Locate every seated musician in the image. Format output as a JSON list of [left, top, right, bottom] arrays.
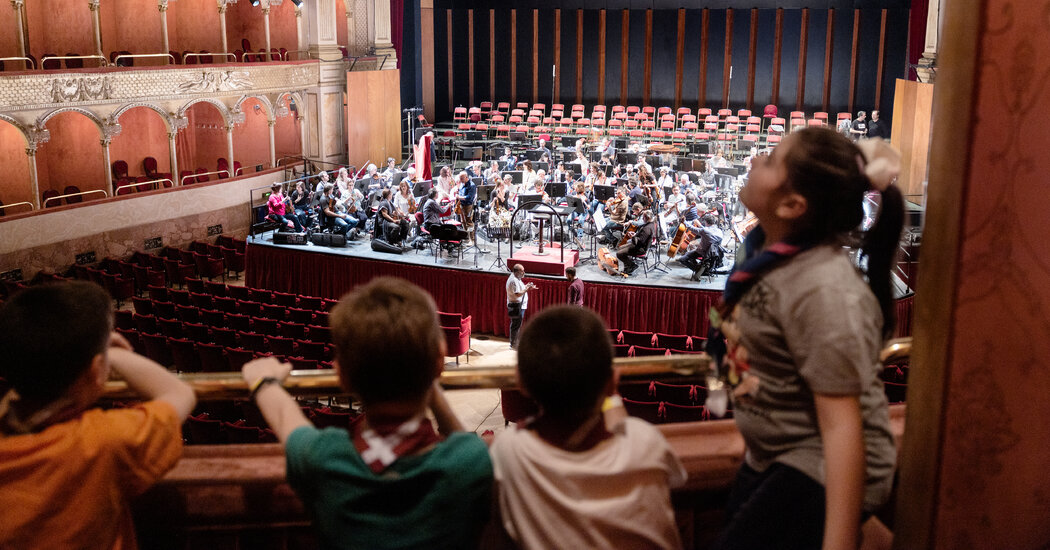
[[536, 138, 552, 161], [529, 174, 551, 205], [681, 193, 703, 234], [435, 166, 455, 202], [499, 147, 518, 169], [615, 210, 656, 276], [566, 181, 588, 239], [334, 167, 354, 196], [421, 187, 449, 232], [599, 153, 613, 165], [600, 186, 630, 244], [465, 160, 483, 179], [485, 160, 502, 183], [521, 160, 538, 188], [321, 184, 358, 236], [404, 166, 420, 183], [628, 179, 647, 208], [340, 183, 367, 229], [489, 179, 512, 232], [289, 180, 313, 229], [572, 151, 588, 166], [377, 188, 409, 244], [313, 169, 331, 194], [657, 166, 675, 190], [394, 180, 418, 235], [456, 171, 477, 246], [266, 183, 304, 232], [553, 162, 570, 183], [709, 148, 730, 169], [380, 157, 398, 179], [677, 213, 724, 280], [599, 137, 616, 159]]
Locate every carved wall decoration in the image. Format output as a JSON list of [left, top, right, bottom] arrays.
[[176, 71, 255, 94], [48, 76, 113, 103]]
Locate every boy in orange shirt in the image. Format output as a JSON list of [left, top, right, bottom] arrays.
[[0, 281, 197, 549]]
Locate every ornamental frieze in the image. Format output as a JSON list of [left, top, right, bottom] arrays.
[[0, 62, 321, 111]]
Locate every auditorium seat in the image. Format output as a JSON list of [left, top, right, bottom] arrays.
[[225, 312, 252, 332], [193, 251, 225, 282], [220, 247, 245, 279], [305, 325, 331, 345], [279, 321, 307, 340], [185, 414, 224, 444], [500, 388, 539, 425], [211, 327, 239, 348], [225, 347, 256, 370], [199, 307, 226, 328], [252, 317, 280, 336], [622, 398, 665, 424], [182, 321, 211, 343], [297, 295, 322, 310], [618, 329, 655, 347], [311, 408, 357, 430], [650, 381, 706, 405], [141, 332, 174, 366], [185, 277, 206, 294], [168, 337, 202, 373], [196, 342, 227, 372], [653, 333, 692, 350], [204, 280, 228, 297], [287, 356, 318, 370], [662, 402, 710, 423], [629, 345, 668, 357], [157, 317, 184, 339], [237, 331, 268, 353], [267, 335, 296, 357]]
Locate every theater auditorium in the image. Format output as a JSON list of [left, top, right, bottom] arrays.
[[1, 0, 1048, 548]]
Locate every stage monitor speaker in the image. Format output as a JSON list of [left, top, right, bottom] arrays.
[[310, 232, 347, 247], [273, 231, 308, 245], [414, 127, 431, 143], [371, 239, 403, 254]]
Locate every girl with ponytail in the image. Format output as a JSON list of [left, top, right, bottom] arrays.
[[709, 127, 903, 550]]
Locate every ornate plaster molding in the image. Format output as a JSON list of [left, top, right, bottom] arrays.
[[176, 70, 254, 93], [48, 75, 113, 103]]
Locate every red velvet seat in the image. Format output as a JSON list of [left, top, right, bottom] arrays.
[[617, 329, 655, 347], [438, 311, 472, 364], [500, 388, 539, 425], [168, 337, 201, 373], [197, 342, 227, 372]]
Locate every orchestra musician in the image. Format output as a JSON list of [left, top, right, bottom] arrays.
[[380, 157, 398, 180], [530, 173, 551, 204], [321, 183, 358, 236], [637, 164, 659, 206], [499, 147, 518, 169], [600, 186, 630, 244], [552, 161, 571, 183], [615, 210, 656, 276], [676, 213, 724, 281], [313, 169, 331, 194], [266, 183, 303, 232], [484, 160, 502, 183], [521, 160, 538, 188], [456, 171, 478, 246], [404, 166, 420, 183], [394, 179, 417, 226], [536, 138, 552, 162], [435, 166, 455, 202], [598, 136, 616, 159], [656, 166, 675, 191], [488, 178, 512, 231], [289, 180, 312, 229], [377, 188, 409, 245]]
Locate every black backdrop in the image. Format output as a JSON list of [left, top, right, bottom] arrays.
[[419, 0, 910, 121]]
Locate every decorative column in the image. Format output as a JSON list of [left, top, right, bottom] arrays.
[[217, 0, 232, 56], [915, 0, 941, 83], [10, 0, 26, 62], [171, 115, 187, 184], [25, 126, 48, 209], [371, 0, 397, 69], [159, 0, 172, 55], [88, 0, 103, 58], [303, 0, 342, 61], [267, 119, 276, 168], [295, 6, 304, 53], [343, 0, 353, 55], [100, 119, 122, 194], [262, 4, 272, 60], [224, 125, 235, 175]]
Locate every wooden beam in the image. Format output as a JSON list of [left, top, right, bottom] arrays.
[[554, 10, 561, 106], [699, 9, 709, 110], [674, 8, 685, 110], [771, 8, 783, 108], [420, 0, 435, 122], [533, 9, 539, 106], [598, 10, 607, 106], [847, 9, 860, 114], [874, 9, 887, 111], [468, 9, 474, 109], [822, 9, 835, 113], [746, 8, 758, 111], [621, 9, 629, 106], [510, 9, 517, 108], [796, 8, 809, 111], [721, 9, 734, 109], [447, 9, 453, 113], [576, 9, 584, 105]]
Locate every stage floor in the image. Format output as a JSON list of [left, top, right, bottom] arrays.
[[251, 229, 730, 290]]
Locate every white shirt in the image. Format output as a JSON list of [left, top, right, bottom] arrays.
[[491, 418, 687, 550], [506, 273, 527, 309]]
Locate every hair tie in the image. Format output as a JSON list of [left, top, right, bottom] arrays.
[[856, 138, 901, 192]]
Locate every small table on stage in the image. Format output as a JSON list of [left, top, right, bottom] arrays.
[[527, 203, 573, 255]]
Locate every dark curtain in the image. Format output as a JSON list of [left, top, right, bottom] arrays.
[[391, 0, 404, 69], [246, 244, 916, 340]]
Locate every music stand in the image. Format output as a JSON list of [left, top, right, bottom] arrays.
[[505, 170, 524, 185], [390, 171, 405, 188], [593, 184, 616, 202], [353, 178, 369, 196], [525, 149, 544, 161], [412, 179, 433, 198], [535, 162, 550, 173], [509, 131, 528, 142], [548, 182, 567, 198]]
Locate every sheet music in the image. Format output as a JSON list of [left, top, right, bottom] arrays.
[[593, 209, 608, 232]]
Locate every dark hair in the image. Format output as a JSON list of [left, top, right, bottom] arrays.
[[517, 306, 613, 419], [783, 127, 904, 337], [565, 266, 576, 277], [0, 281, 112, 403], [702, 213, 718, 226], [428, 187, 438, 199], [329, 278, 443, 405]]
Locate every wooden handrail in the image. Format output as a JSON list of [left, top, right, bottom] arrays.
[[180, 170, 231, 185], [0, 56, 35, 70], [113, 53, 175, 66], [114, 178, 173, 195], [42, 189, 108, 207], [0, 201, 34, 214], [40, 54, 108, 68]]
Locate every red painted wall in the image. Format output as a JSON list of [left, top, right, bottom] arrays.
[[24, 0, 95, 60], [274, 96, 302, 161], [168, 0, 222, 57], [270, 1, 298, 54], [232, 97, 271, 173], [224, 1, 299, 60], [110, 107, 171, 179], [0, 3, 21, 60], [36, 112, 106, 198], [98, 0, 164, 58], [336, 1, 348, 48], [0, 123, 32, 208], [175, 102, 228, 178]]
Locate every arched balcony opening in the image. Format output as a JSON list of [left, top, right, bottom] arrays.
[[0, 121, 32, 214], [175, 101, 228, 185], [111, 106, 173, 194], [36, 111, 105, 207], [274, 94, 303, 164], [232, 97, 271, 175]]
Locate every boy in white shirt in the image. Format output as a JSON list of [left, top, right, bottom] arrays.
[[489, 305, 687, 549]]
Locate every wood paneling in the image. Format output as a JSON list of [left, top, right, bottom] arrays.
[[598, 10, 606, 106], [771, 8, 783, 107], [891, 79, 933, 199], [822, 9, 834, 112], [346, 70, 401, 170], [746, 9, 758, 111], [446, 10, 453, 112], [721, 9, 733, 109], [643, 9, 653, 106], [620, 9, 629, 106], [699, 8, 708, 110], [468, 9, 474, 108], [675, 9, 685, 109], [421, 1, 435, 122], [796, 8, 809, 111], [510, 9, 516, 107]]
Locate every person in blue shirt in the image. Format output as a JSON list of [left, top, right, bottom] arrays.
[[457, 171, 477, 246]]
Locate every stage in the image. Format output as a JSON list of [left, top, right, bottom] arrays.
[[245, 230, 915, 340]]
